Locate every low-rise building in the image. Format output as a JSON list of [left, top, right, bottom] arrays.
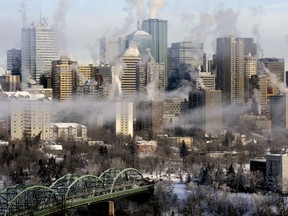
[[135, 136, 157, 158], [50, 123, 87, 141]]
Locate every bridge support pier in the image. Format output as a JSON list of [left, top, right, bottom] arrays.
[[88, 201, 114, 216]]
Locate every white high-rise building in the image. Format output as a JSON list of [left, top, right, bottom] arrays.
[[21, 21, 58, 85], [121, 43, 141, 97], [4, 91, 52, 140], [115, 102, 133, 137]]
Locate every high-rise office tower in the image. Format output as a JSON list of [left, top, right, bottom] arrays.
[[7, 48, 21, 76], [142, 19, 168, 87], [115, 101, 134, 137], [244, 53, 257, 102], [259, 58, 285, 82], [120, 43, 141, 97], [270, 94, 288, 130], [126, 30, 156, 61], [135, 100, 164, 140], [99, 37, 126, 65], [188, 89, 222, 133], [171, 41, 204, 80], [21, 21, 58, 85], [51, 56, 76, 100], [216, 36, 245, 105]]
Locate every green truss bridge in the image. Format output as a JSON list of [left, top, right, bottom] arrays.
[[0, 168, 155, 216]]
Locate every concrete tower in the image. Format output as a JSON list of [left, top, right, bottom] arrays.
[[270, 94, 288, 130], [121, 43, 141, 98], [51, 56, 77, 100], [216, 36, 245, 105]]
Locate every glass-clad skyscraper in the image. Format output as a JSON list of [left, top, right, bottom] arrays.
[[142, 19, 168, 88], [21, 21, 58, 85], [171, 41, 204, 80]]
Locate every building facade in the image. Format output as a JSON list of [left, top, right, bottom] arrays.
[[120, 43, 141, 98], [115, 102, 133, 137], [259, 58, 285, 83], [51, 56, 76, 100], [270, 94, 288, 129], [6, 91, 52, 140], [142, 19, 168, 87], [171, 41, 204, 80], [266, 154, 288, 193], [21, 21, 58, 85], [0, 71, 21, 92], [7, 48, 21, 76], [188, 89, 222, 133], [50, 123, 87, 141], [216, 36, 245, 105]]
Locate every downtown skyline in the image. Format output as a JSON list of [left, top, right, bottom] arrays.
[[0, 0, 288, 74]]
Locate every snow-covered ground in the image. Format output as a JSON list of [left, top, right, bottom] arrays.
[[172, 183, 188, 201]]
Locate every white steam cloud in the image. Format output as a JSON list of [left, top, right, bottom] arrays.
[[258, 62, 288, 94], [19, 0, 28, 27], [213, 7, 240, 37], [148, 0, 166, 19], [53, 0, 72, 55], [126, 0, 146, 29], [109, 60, 125, 100], [253, 24, 264, 58]]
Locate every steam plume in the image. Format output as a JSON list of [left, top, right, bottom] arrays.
[[19, 0, 28, 27], [213, 7, 240, 37], [109, 60, 125, 99], [148, 0, 166, 19], [190, 12, 214, 43], [126, 0, 146, 29], [258, 62, 288, 94], [53, 0, 72, 54], [253, 24, 264, 58]]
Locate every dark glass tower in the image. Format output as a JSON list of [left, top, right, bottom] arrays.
[[142, 19, 168, 88]]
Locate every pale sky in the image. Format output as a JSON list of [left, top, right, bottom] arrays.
[[0, 0, 288, 74]]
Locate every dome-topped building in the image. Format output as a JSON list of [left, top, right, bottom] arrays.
[[125, 30, 156, 62]]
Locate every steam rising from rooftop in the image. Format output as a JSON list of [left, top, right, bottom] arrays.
[[19, 0, 28, 27], [213, 7, 240, 37], [148, 0, 166, 19], [258, 62, 288, 94], [253, 24, 264, 58], [53, 0, 72, 54], [126, 0, 146, 29]]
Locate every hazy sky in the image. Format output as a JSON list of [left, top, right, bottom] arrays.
[[0, 0, 288, 74]]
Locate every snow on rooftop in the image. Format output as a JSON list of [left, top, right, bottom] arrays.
[[52, 123, 86, 128], [4, 91, 50, 101]]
